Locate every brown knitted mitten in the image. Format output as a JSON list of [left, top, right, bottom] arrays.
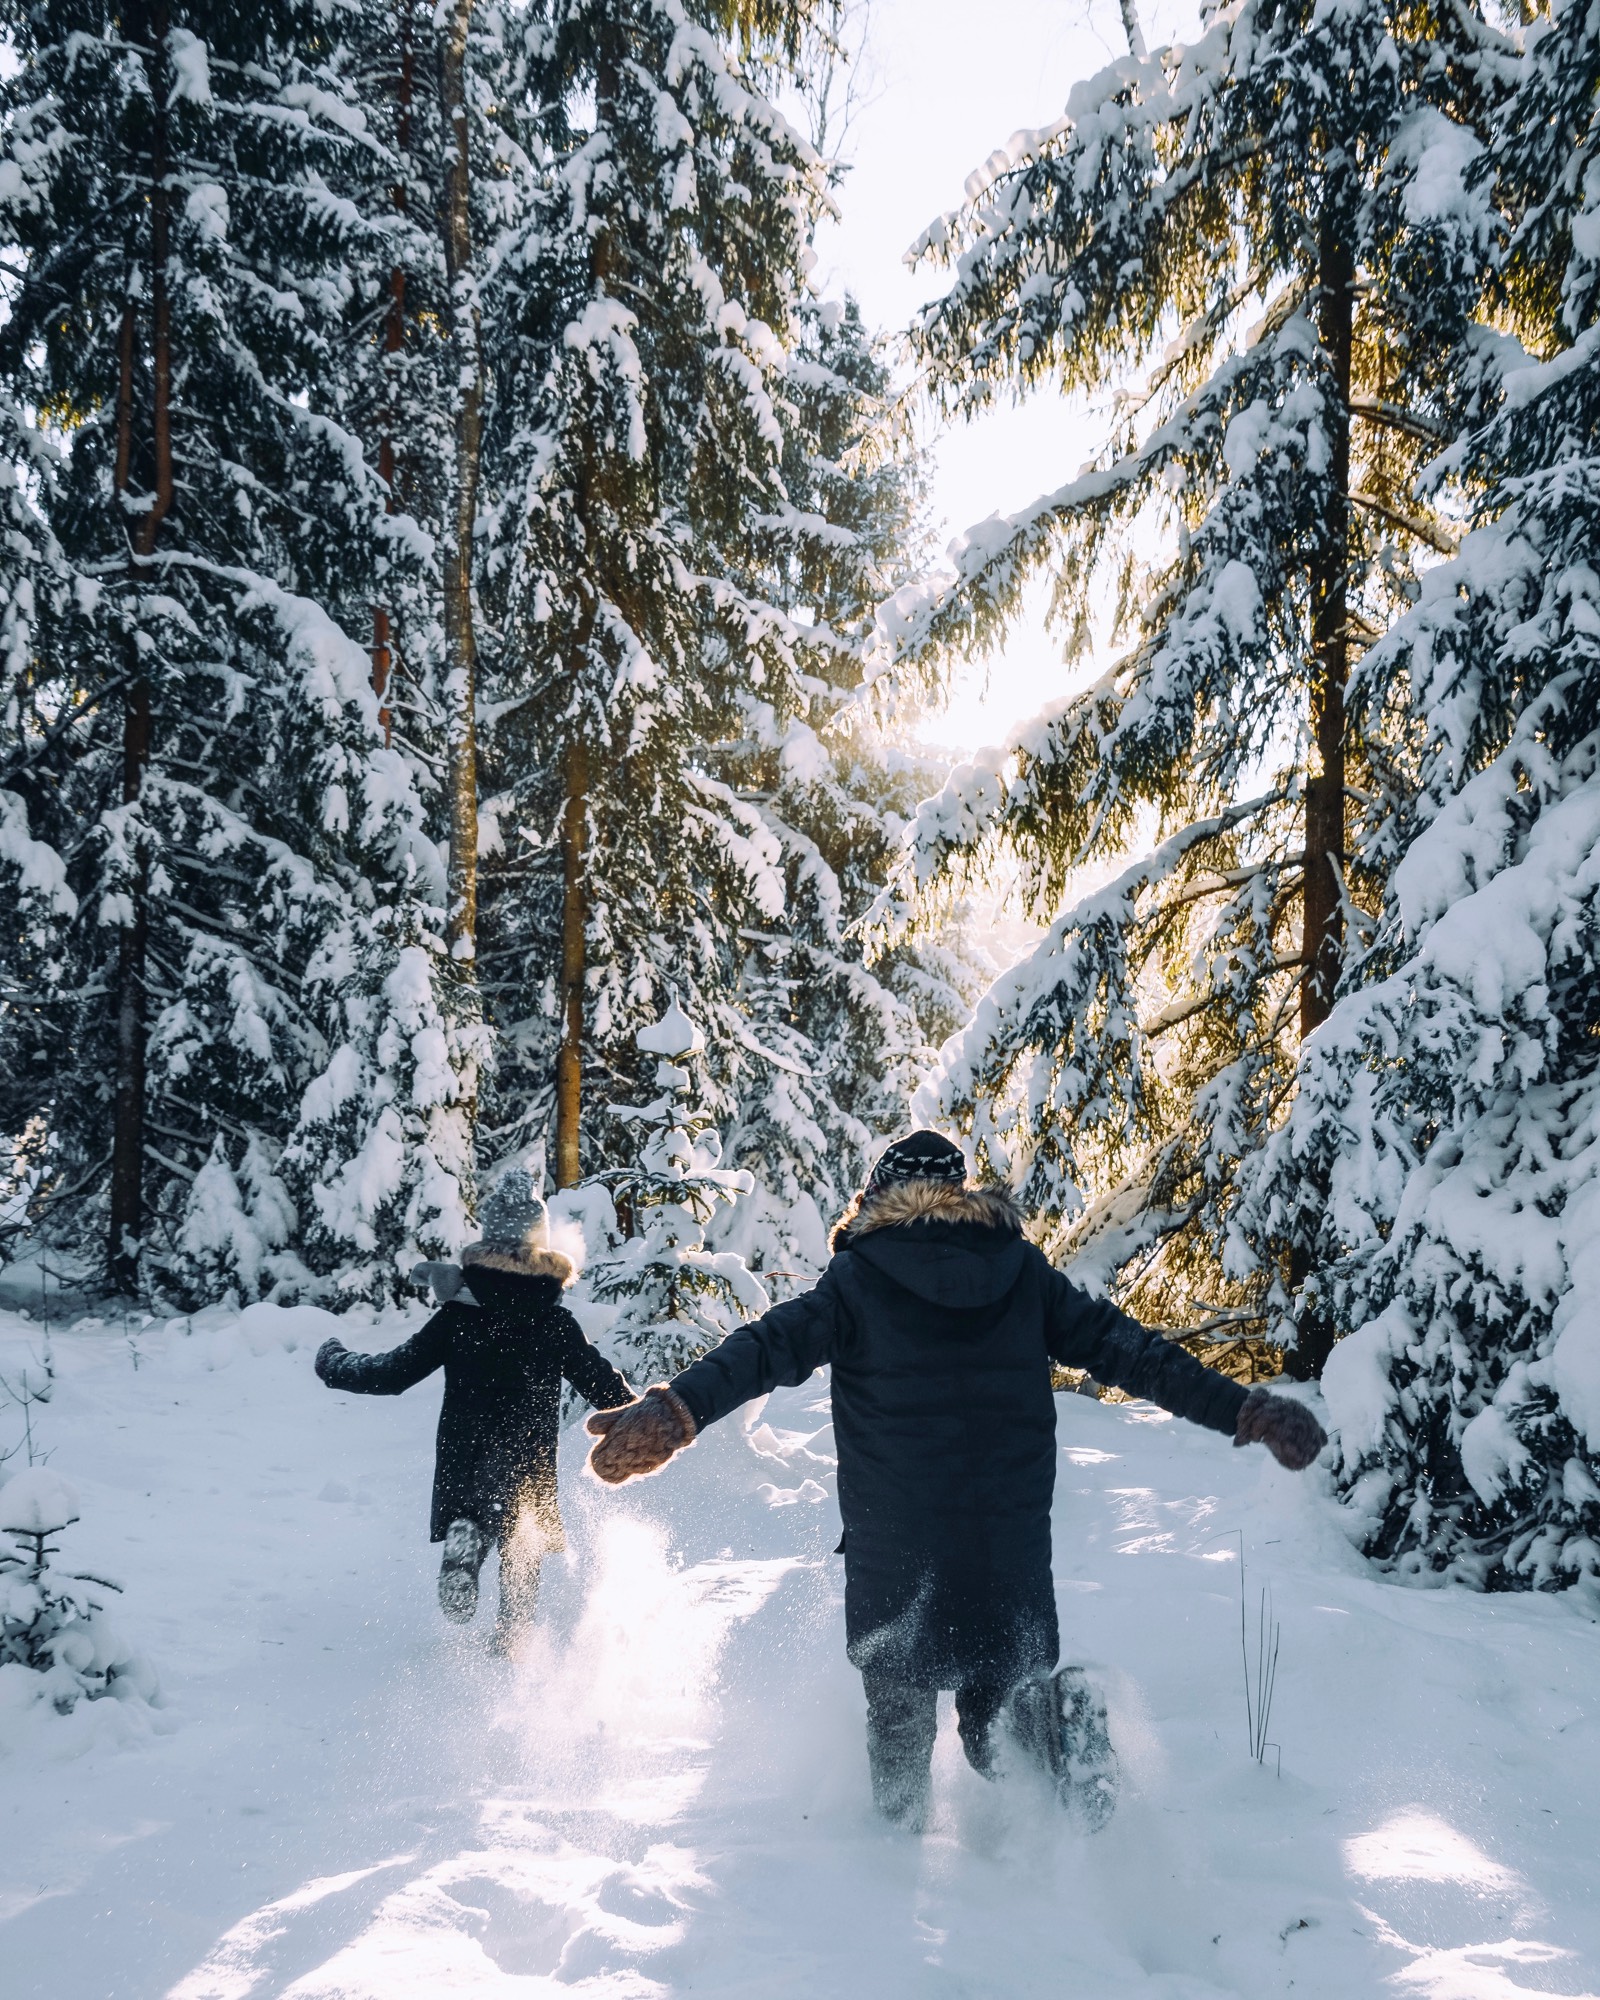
[[1233, 1387, 1327, 1470], [586, 1385, 698, 1485]]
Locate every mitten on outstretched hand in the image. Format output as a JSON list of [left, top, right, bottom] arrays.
[[1233, 1387, 1327, 1470], [586, 1385, 698, 1485], [410, 1259, 468, 1304], [314, 1337, 346, 1384]]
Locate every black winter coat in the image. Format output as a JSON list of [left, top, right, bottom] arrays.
[[671, 1181, 1248, 1688], [315, 1260, 633, 1544]]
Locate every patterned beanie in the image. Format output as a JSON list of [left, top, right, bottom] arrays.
[[463, 1164, 550, 1271], [867, 1130, 968, 1190]]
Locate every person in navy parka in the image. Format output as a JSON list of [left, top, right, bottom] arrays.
[[585, 1131, 1325, 1828], [316, 1170, 633, 1641]]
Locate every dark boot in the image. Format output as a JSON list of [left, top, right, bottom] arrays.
[[953, 1673, 1012, 1778], [861, 1671, 938, 1832], [438, 1518, 489, 1624], [1004, 1665, 1119, 1829], [494, 1534, 542, 1649]]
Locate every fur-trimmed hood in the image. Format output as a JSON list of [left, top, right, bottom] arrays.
[[461, 1245, 576, 1288], [833, 1179, 1023, 1251]]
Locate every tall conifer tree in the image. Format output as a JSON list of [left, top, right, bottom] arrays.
[[0, 3, 477, 1300], [710, 297, 988, 1267], [876, 0, 1502, 1361], [1237, 0, 1600, 1585], [476, 0, 843, 1184]]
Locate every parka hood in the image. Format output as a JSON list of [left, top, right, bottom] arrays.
[[834, 1179, 1027, 1310], [460, 1258, 572, 1316]]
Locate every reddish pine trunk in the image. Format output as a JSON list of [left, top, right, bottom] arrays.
[[551, 54, 624, 1189], [1302, 205, 1352, 1041], [1285, 200, 1355, 1379]]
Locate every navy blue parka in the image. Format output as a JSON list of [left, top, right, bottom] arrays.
[[670, 1181, 1248, 1689]]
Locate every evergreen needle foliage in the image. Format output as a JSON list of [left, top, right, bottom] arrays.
[[1, 0, 1594, 1600], [0, 0, 949, 1307], [878, 0, 1504, 1368], [876, 0, 1600, 1587], [1248, 0, 1600, 1588]]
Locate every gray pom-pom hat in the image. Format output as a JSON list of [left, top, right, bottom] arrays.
[[460, 1165, 574, 1285]]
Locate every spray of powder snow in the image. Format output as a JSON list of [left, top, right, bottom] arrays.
[[487, 1514, 800, 1826]]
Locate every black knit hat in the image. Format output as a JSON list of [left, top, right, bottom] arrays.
[[868, 1129, 967, 1190]]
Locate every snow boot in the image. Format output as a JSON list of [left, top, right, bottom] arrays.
[[1004, 1665, 1119, 1830], [493, 1544, 542, 1653], [861, 1672, 937, 1834], [438, 1518, 489, 1624]]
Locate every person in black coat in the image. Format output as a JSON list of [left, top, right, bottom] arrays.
[[315, 1169, 633, 1640], [585, 1131, 1326, 1828]]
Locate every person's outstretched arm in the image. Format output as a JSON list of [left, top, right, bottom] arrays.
[[586, 1266, 844, 1485], [1041, 1258, 1325, 1468], [315, 1310, 454, 1396], [555, 1308, 634, 1411]]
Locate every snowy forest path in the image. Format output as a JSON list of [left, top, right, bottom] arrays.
[[2, 1304, 1598, 1998]]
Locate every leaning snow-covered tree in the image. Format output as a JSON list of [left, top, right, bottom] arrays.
[[584, 993, 768, 1380], [0, 3, 478, 1302], [1233, 0, 1600, 1587], [875, 0, 1504, 1367]]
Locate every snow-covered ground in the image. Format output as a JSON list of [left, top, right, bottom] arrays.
[[2, 1302, 1597, 2000]]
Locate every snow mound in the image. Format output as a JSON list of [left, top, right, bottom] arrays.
[[636, 993, 704, 1057], [0, 1466, 81, 1535]]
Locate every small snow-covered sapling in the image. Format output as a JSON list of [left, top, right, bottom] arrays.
[[0, 1468, 149, 1712], [582, 989, 768, 1379]]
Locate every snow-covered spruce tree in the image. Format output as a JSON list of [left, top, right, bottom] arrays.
[[706, 791, 990, 1279], [1232, 0, 1600, 1587], [875, 0, 1503, 1364], [584, 992, 768, 1380], [709, 298, 990, 1274], [273, 0, 513, 1302], [474, 0, 848, 1190], [0, 4, 476, 1302]]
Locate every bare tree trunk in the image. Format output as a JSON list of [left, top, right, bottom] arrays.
[[372, 0, 415, 749], [1301, 203, 1352, 1041], [1118, 0, 1148, 59], [439, 0, 480, 961], [550, 51, 626, 1191], [1285, 196, 1354, 1379], [109, 688, 151, 1294], [109, 4, 174, 1294], [554, 740, 589, 1188]]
